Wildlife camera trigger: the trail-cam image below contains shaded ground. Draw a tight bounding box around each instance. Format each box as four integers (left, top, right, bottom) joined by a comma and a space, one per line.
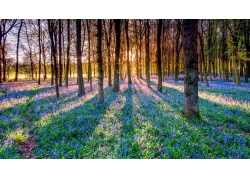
0, 75, 249, 159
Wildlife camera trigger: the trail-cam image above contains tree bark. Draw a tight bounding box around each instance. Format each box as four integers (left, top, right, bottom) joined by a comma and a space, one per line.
113, 19, 121, 92
15, 20, 23, 81
174, 20, 182, 82
97, 19, 104, 103
87, 20, 92, 91
125, 20, 132, 84
157, 19, 162, 92
76, 19, 85, 96
145, 20, 150, 87
48, 20, 59, 97
65, 19, 70, 87
183, 19, 200, 117
58, 19, 63, 86
38, 19, 41, 85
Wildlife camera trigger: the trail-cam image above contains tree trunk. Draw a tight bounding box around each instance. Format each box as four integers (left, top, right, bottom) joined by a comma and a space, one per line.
174, 20, 182, 82
97, 19, 104, 103
157, 19, 162, 92
0, 25, 2, 84
182, 19, 200, 117
87, 20, 92, 91
38, 19, 41, 85
51, 50, 54, 85
48, 20, 59, 97
233, 45, 241, 86
139, 20, 142, 79
125, 20, 132, 84
15, 20, 23, 81
76, 19, 85, 96
58, 19, 63, 86
65, 19, 70, 87
42, 33, 47, 81
113, 19, 121, 92
145, 20, 150, 87
104, 20, 112, 86
2, 36, 7, 81
199, 21, 209, 87
245, 59, 250, 83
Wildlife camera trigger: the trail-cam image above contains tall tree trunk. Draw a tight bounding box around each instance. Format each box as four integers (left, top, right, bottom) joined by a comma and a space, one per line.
42, 33, 47, 81
2, 36, 6, 82
58, 19, 63, 86
15, 20, 23, 81
139, 20, 142, 79
200, 20, 209, 87
157, 19, 162, 92
2, 35, 7, 81
76, 19, 85, 96
38, 19, 41, 85
245, 60, 250, 83
183, 19, 200, 117
104, 20, 112, 86
50, 50, 54, 85
134, 20, 139, 79
24, 22, 34, 80
97, 19, 104, 103
233, 44, 241, 86
125, 20, 132, 84
113, 19, 121, 92
145, 19, 150, 87
65, 19, 70, 87
48, 20, 59, 97
0, 25, 2, 83
87, 20, 92, 91
174, 20, 182, 82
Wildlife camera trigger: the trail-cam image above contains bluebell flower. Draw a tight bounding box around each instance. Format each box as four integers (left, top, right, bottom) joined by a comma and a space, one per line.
4, 148, 11, 155
52, 153, 57, 159
238, 138, 246, 146
224, 135, 231, 144
192, 153, 202, 159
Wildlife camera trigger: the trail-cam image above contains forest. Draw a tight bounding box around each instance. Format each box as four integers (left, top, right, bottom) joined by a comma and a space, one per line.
0, 19, 249, 159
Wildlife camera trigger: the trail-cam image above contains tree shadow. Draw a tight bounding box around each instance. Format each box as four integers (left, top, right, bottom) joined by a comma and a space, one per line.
31, 85, 122, 159
115, 85, 142, 158
142, 79, 250, 158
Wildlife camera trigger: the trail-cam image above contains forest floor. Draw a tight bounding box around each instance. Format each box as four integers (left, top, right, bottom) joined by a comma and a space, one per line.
0, 75, 250, 159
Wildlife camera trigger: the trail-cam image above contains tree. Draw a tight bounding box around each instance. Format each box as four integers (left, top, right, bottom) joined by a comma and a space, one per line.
182, 19, 200, 117
199, 20, 209, 87
87, 20, 92, 91
243, 19, 250, 83
113, 19, 121, 92
97, 19, 104, 103
38, 19, 41, 85
24, 21, 34, 80
125, 20, 132, 84
65, 19, 70, 87
0, 19, 17, 83
58, 19, 63, 87
104, 20, 113, 86
15, 20, 23, 82
157, 19, 162, 92
221, 19, 229, 82
48, 19, 59, 98
228, 20, 241, 86
145, 19, 150, 87
76, 19, 85, 96
174, 19, 182, 82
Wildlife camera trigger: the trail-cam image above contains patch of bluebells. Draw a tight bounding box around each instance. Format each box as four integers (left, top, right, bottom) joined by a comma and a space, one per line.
1, 76, 250, 159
